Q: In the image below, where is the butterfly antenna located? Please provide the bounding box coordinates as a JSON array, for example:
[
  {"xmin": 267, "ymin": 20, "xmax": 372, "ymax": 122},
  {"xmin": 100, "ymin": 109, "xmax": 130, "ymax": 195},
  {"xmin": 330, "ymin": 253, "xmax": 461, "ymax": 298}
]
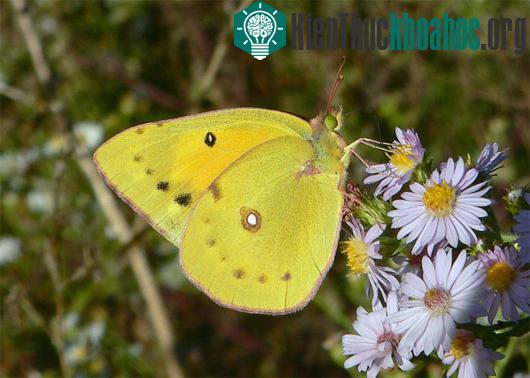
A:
[
  {"xmin": 370, "ymin": 106, "xmax": 385, "ymax": 145},
  {"xmin": 326, "ymin": 56, "xmax": 346, "ymax": 115}
]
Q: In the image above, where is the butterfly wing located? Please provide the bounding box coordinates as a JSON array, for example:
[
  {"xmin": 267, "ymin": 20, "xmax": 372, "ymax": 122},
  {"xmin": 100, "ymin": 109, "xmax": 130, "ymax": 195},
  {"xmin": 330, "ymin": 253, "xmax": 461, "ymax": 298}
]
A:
[
  {"xmin": 93, "ymin": 109, "xmax": 312, "ymax": 245},
  {"xmin": 180, "ymin": 136, "xmax": 344, "ymax": 314}
]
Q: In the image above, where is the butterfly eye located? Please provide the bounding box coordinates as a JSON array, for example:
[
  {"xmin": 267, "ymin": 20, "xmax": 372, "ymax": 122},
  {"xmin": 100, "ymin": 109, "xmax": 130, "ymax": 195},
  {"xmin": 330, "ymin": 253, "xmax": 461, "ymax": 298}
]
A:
[
  {"xmin": 324, "ymin": 115, "xmax": 338, "ymax": 130},
  {"xmin": 240, "ymin": 207, "xmax": 261, "ymax": 232}
]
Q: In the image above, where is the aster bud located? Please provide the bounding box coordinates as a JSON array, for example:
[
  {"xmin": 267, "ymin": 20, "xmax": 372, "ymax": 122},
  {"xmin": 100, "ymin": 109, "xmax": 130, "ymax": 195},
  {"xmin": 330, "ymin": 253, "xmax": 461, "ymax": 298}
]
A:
[
  {"xmin": 353, "ymin": 193, "xmax": 391, "ymax": 226},
  {"xmin": 503, "ymin": 186, "xmax": 528, "ymax": 215}
]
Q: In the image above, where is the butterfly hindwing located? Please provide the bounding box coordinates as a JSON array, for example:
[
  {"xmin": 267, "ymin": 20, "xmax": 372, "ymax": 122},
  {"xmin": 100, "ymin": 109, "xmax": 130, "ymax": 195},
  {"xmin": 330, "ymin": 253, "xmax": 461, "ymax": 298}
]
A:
[
  {"xmin": 94, "ymin": 109, "xmax": 312, "ymax": 245},
  {"xmin": 180, "ymin": 136, "xmax": 344, "ymax": 314}
]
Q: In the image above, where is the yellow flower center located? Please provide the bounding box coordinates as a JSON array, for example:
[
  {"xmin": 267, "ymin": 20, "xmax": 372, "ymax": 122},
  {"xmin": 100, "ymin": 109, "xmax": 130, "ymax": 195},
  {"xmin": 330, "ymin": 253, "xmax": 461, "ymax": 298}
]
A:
[
  {"xmin": 423, "ymin": 181, "xmax": 457, "ymax": 217},
  {"xmin": 423, "ymin": 288, "xmax": 451, "ymax": 314},
  {"xmin": 389, "ymin": 145, "xmax": 416, "ymax": 174},
  {"xmin": 450, "ymin": 334, "xmax": 474, "ymax": 359},
  {"xmin": 486, "ymin": 262, "xmax": 516, "ymax": 291},
  {"xmin": 341, "ymin": 239, "xmax": 369, "ymax": 275}
]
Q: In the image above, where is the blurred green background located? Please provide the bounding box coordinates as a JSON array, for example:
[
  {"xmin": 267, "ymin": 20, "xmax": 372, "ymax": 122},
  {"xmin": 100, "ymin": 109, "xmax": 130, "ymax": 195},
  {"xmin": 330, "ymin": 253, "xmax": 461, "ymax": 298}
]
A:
[{"xmin": 1, "ymin": 1, "xmax": 529, "ymax": 377}]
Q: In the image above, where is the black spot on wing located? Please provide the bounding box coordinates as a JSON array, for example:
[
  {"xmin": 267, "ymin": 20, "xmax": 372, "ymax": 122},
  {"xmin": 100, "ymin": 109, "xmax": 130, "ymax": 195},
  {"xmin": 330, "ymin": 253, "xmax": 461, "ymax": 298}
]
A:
[
  {"xmin": 157, "ymin": 181, "xmax": 169, "ymax": 191},
  {"xmin": 133, "ymin": 154, "xmax": 142, "ymax": 162},
  {"xmin": 233, "ymin": 269, "xmax": 245, "ymax": 279},
  {"xmin": 281, "ymin": 271, "xmax": 291, "ymax": 281},
  {"xmin": 145, "ymin": 168, "xmax": 154, "ymax": 175},
  {"xmin": 204, "ymin": 132, "xmax": 216, "ymax": 147},
  {"xmin": 175, "ymin": 193, "xmax": 192, "ymax": 206},
  {"xmin": 209, "ymin": 183, "xmax": 222, "ymax": 201}
]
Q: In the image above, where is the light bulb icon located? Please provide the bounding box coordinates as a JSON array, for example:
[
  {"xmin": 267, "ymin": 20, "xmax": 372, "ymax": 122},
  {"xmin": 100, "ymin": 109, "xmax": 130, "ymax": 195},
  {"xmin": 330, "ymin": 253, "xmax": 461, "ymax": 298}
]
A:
[
  {"xmin": 243, "ymin": 7, "xmax": 276, "ymax": 59},
  {"xmin": 234, "ymin": 1, "xmax": 286, "ymax": 60}
]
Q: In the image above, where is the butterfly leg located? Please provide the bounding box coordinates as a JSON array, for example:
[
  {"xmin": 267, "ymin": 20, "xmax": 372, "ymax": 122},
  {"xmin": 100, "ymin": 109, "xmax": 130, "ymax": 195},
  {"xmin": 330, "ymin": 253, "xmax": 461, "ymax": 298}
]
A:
[
  {"xmin": 341, "ymin": 138, "xmax": 394, "ymax": 167},
  {"xmin": 341, "ymin": 138, "xmax": 370, "ymax": 167}
]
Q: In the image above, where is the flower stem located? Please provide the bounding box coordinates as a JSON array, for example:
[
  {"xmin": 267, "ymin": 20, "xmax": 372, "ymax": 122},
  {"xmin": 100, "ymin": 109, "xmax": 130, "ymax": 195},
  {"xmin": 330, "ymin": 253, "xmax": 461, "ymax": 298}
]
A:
[{"xmin": 496, "ymin": 337, "xmax": 517, "ymax": 378}]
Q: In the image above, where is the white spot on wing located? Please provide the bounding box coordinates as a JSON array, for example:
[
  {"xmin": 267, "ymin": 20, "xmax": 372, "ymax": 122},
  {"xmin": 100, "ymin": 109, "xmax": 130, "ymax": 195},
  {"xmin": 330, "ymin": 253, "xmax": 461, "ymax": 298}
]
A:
[{"xmin": 247, "ymin": 213, "xmax": 257, "ymax": 226}]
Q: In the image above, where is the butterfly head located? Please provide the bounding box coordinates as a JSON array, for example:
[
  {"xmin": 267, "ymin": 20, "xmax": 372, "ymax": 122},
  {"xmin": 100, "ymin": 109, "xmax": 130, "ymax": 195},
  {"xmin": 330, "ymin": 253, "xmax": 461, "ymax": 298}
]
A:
[{"xmin": 309, "ymin": 106, "xmax": 344, "ymax": 141}]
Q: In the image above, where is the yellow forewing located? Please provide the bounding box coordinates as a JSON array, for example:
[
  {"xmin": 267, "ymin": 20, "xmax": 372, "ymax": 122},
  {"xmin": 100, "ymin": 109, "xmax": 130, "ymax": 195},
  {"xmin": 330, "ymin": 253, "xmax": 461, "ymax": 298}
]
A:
[
  {"xmin": 94, "ymin": 109, "xmax": 312, "ymax": 245},
  {"xmin": 180, "ymin": 136, "xmax": 344, "ymax": 314}
]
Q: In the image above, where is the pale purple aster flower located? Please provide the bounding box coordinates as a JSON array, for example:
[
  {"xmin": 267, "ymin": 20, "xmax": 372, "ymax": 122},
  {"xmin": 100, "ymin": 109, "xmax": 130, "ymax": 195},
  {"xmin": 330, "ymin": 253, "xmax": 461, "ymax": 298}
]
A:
[
  {"xmin": 514, "ymin": 192, "xmax": 530, "ymax": 258},
  {"xmin": 387, "ymin": 249, "xmax": 485, "ymax": 356},
  {"xmin": 438, "ymin": 330, "xmax": 502, "ymax": 378},
  {"xmin": 475, "ymin": 143, "xmax": 507, "ymax": 178},
  {"xmin": 478, "ymin": 246, "xmax": 530, "ymax": 324},
  {"xmin": 341, "ymin": 219, "xmax": 400, "ymax": 306},
  {"xmin": 388, "ymin": 157, "xmax": 492, "ymax": 253},
  {"xmin": 342, "ymin": 292, "xmax": 414, "ymax": 377},
  {"xmin": 364, "ymin": 128, "xmax": 425, "ymax": 201}
]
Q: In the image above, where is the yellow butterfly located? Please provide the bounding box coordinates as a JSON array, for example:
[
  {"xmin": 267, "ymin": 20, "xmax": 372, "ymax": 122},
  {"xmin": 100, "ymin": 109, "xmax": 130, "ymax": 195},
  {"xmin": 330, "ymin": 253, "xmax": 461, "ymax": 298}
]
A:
[{"xmin": 94, "ymin": 108, "xmax": 359, "ymax": 314}]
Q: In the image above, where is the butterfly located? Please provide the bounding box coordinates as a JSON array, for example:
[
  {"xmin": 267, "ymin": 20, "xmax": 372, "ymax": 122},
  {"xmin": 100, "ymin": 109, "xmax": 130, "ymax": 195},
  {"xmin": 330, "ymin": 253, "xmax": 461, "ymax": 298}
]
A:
[{"xmin": 94, "ymin": 107, "xmax": 360, "ymax": 314}]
